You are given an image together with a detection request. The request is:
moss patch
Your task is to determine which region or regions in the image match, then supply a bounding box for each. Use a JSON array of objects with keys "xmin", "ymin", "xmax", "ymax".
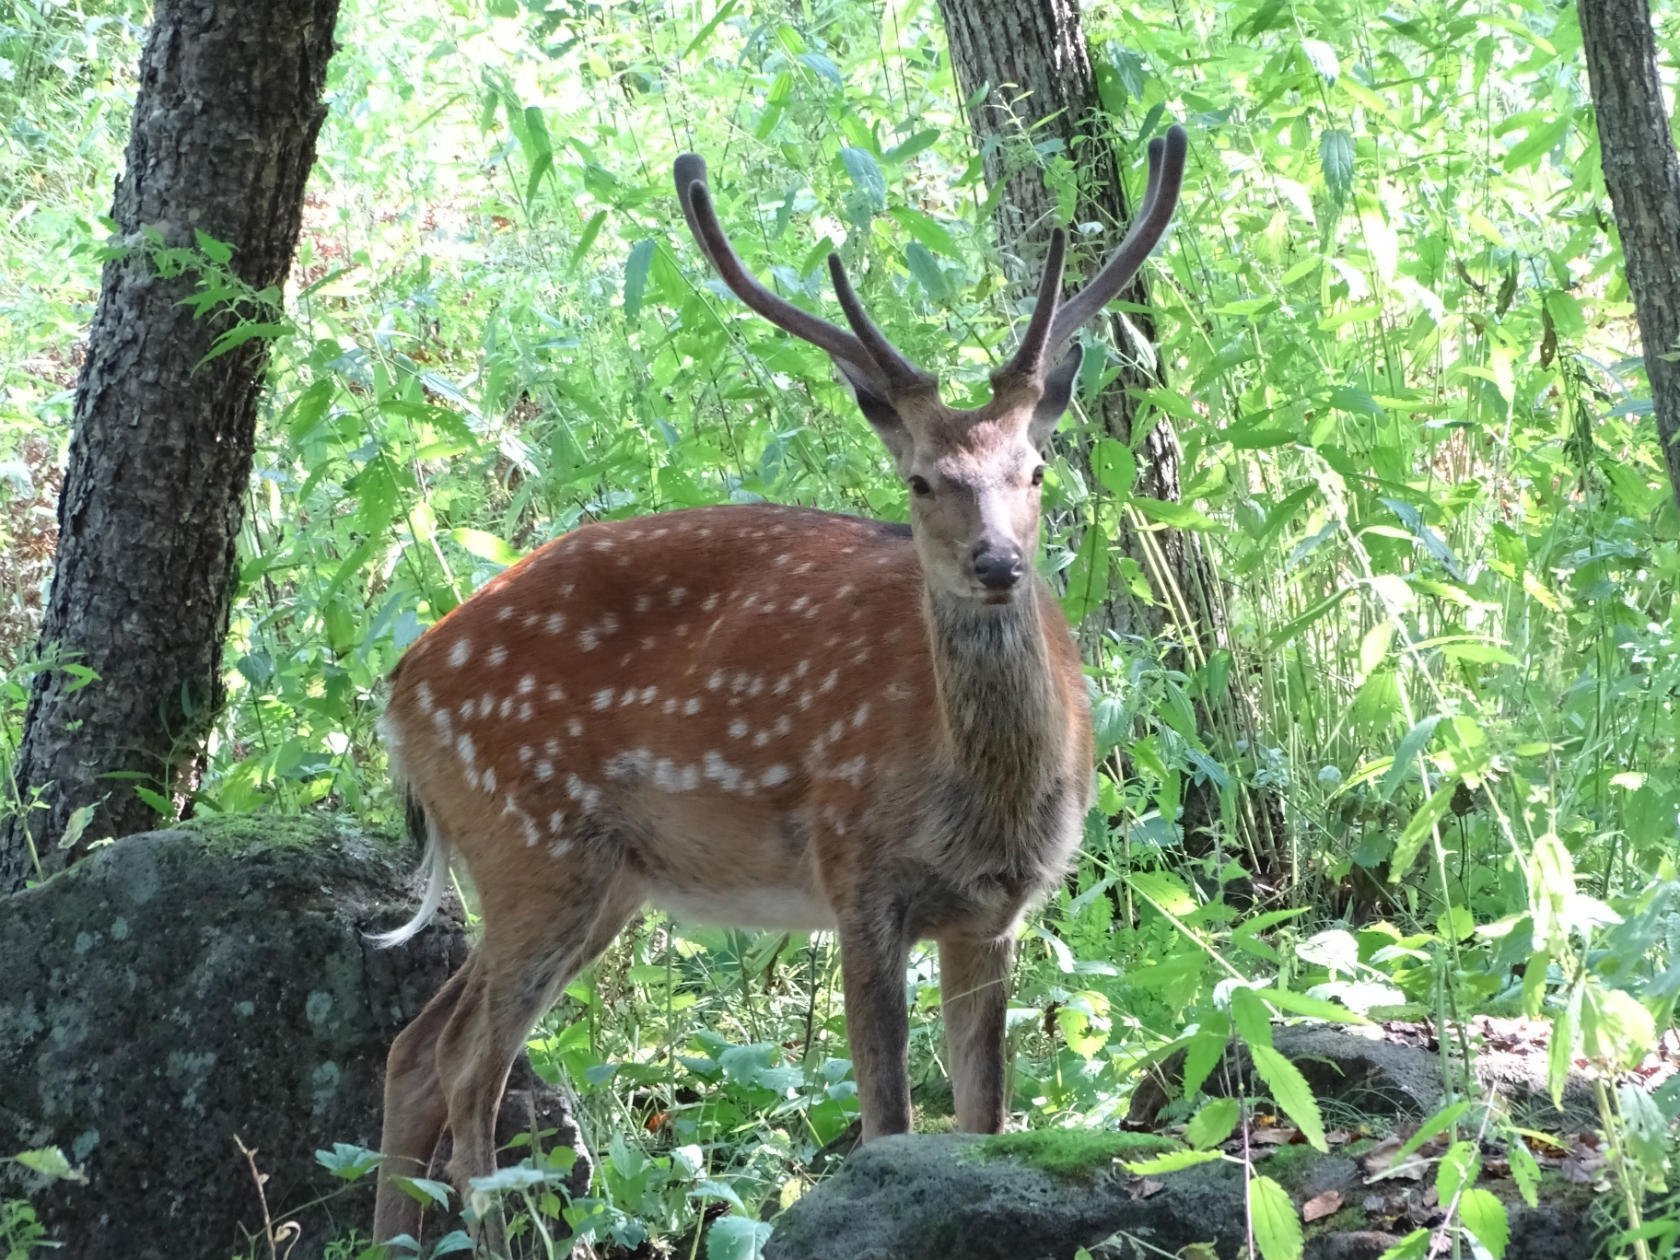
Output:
[
  {"xmin": 178, "ymin": 812, "xmax": 396, "ymax": 854},
  {"xmin": 971, "ymin": 1130, "xmax": 1178, "ymax": 1181}
]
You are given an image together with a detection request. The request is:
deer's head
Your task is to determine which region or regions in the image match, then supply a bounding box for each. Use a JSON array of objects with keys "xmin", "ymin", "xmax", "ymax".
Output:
[{"xmin": 675, "ymin": 128, "xmax": 1187, "ymax": 605}]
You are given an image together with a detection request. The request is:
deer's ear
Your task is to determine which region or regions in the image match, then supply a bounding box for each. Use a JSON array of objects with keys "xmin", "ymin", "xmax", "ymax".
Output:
[
  {"xmin": 1028, "ymin": 344, "xmax": 1083, "ymax": 444},
  {"xmin": 835, "ymin": 357, "xmax": 913, "ymax": 464}
]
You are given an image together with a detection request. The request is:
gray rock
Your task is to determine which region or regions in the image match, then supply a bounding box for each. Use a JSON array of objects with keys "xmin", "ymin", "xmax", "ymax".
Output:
[
  {"xmin": 765, "ymin": 1131, "xmax": 1598, "ymax": 1260},
  {"xmin": 0, "ymin": 818, "xmax": 586, "ymax": 1259},
  {"xmin": 1129, "ymin": 1023, "xmax": 1598, "ymax": 1129}
]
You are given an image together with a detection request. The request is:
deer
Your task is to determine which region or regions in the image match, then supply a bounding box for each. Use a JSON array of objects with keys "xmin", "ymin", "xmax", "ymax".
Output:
[{"xmin": 370, "ymin": 124, "xmax": 1188, "ymax": 1248}]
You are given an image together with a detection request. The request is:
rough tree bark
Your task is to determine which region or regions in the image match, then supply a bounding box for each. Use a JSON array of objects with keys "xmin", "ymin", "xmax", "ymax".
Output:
[
  {"xmin": 1578, "ymin": 0, "xmax": 1680, "ymax": 507},
  {"xmin": 935, "ymin": 0, "xmax": 1285, "ymax": 872},
  {"xmin": 0, "ymin": 0, "xmax": 341, "ymax": 891}
]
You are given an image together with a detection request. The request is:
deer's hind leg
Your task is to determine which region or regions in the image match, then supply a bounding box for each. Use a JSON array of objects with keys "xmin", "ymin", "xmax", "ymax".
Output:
[
  {"xmin": 374, "ymin": 959, "xmax": 477, "ymax": 1244},
  {"xmin": 434, "ymin": 857, "xmax": 643, "ymax": 1246}
]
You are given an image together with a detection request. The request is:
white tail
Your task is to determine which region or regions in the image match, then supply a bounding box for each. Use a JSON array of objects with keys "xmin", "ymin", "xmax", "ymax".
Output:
[{"xmin": 372, "ymin": 126, "xmax": 1188, "ymax": 1248}]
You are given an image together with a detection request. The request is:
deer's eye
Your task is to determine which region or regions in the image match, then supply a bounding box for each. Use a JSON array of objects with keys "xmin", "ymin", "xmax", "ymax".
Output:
[
  {"xmin": 1030, "ymin": 465, "xmax": 1046, "ymax": 487},
  {"xmin": 909, "ymin": 475, "xmax": 933, "ymax": 497}
]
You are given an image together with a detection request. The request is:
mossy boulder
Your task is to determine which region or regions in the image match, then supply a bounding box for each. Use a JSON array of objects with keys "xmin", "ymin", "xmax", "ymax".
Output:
[
  {"xmin": 765, "ymin": 1130, "xmax": 1599, "ymax": 1260},
  {"xmin": 0, "ymin": 818, "xmax": 584, "ymax": 1260}
]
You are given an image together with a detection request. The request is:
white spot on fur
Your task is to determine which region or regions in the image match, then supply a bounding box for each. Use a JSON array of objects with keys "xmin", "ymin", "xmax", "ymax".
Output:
[
  {"xmin": 546, "ymin": 684, "xmax": 565, "ymax": 703},
  {"xmin": 568, "ymin": 718, "xmax": 584, "ymax": 738},
  {"xmin": 728, "ymin": 718, "xmax": 749, "ymax": 739},
  {"xmin": 761, "ymin": 764, "xmax": 791, "ymax": 787},
  {"xmin": 546, "ymin": 612, "xmax": 567, "ymax": 634},
  {"xmin": 669, "ymin": 587, "xmax": 687, "ymax": 605},
  {"xmin": 702, "ymin": 751, "xmax": 743, "ymax": 793},
  {"xmin": 535, "ymin": 760, "xmax": 554, "ymax": 781},
  {"xmin": 519, "ymin": 675, "xmax": 536, "ymax": 695},
  {"xmin": 449, "ymin": 639, "xmax": 472, "ymax": 668},
  {"xmin": 592, "ymin": 688, "xmax": 614, "ymax": 710},
  {"xmin": 488, "ymin": 644, "xmax": 508, "ymax": 667},
  {"xmin": 415, "ymin": 682, "xmax": 436, "ymax": 713},
  {"xmin": 702, "ymin": 593, "xmax": 720, "ymax": 612},
  {"xmin": 683, "ymin": 698, "xmax": 702, "ymax": 716}
]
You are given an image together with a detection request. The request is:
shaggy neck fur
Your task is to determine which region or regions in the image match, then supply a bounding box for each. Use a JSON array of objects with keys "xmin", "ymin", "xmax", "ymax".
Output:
[{"xmin": 925, "ymin": 584, "xmax": 1068, "ymax": 816}]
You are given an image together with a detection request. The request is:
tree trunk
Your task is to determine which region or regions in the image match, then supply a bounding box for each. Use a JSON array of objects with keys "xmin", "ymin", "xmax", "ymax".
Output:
[
  {"xmin": 935, "ymin": 0, "xmax": 1286, "ymax": 875},
  {"xmin": 1579, "ymin": 0, "xmax": 1680, "ymax": 506},
  {"xmin": 0, "ymin": 0, "xmax": 340, "ymax": 890}
]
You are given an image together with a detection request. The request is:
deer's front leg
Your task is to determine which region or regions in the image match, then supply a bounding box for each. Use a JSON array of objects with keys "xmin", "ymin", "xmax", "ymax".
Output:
[
  {"xmin": 937, "ymin": 934, "xmax": 1014, "ymax": 1132},
  {"xmin": 838, "ymin": 913, "xmax": 912, "ymax": 1140}
]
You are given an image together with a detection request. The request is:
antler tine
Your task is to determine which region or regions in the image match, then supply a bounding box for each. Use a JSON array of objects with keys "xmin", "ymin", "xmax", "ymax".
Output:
[
  {"xmin": 996, "ymin": 226, "xmax": 1069, "ymax": 383},
  {"xmin": 674, "ymin": 154, "xmax": 881, "ymax": 383},
  {"xmin": 675, "ymin": 154, "xmax": 933, "ymax": 393},
  {"xmin": 827, "ymin": 254, "xmax": 934, "ymax": 391},
  {"xmin": 1043, "ymin": 124, "xmax": 1188, "ymax": 353}
]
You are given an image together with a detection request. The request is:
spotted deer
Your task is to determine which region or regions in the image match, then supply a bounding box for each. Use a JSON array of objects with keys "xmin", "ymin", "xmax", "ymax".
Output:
[{"xmin": 371, "ymin": 125, "xmax": 1187, "ymax": 1245}]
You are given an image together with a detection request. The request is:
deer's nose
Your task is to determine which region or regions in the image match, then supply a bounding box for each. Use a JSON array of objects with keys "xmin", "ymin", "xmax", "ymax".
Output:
[{"xmin": 972, "ymin": 543, "xmax": 1024, "ymax": 591}]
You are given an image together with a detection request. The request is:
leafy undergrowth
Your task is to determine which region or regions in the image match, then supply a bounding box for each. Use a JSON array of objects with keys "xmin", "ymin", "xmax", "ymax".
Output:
[{"xmin": 5, "ymin": 0, "xmax": 1680, "ymax": 1256}]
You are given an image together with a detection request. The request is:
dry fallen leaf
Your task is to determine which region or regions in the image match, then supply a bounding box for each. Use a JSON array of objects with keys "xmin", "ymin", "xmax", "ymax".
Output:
[
  {"xmin": 1130, "ymin": 1177, "xmax": 1165, "ymax": 1199},
  {"xmin": 1362, "ymin": 1135, "xmax": 1428, "ymax": 1181},
  {"xmin": 1302, "ymin": 1189, "xmax": 1344, "ymax": 1222}
]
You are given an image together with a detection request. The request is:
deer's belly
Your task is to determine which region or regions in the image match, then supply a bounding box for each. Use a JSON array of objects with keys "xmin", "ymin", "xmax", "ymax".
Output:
[{"xmin": 647, "ymin": 881, "xmax": 836, "ymax": 930}]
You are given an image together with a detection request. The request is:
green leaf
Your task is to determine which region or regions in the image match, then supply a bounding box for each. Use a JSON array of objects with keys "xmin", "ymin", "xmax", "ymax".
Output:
[
  {"xmin": 706, "ymin": 1215, "xmax": 773, "ymax": 1260},
  {"xmin": 1506, "ymin": 1136, "xmax": 1540, "ymax": 1207},
  {"xmin": 1548, "ymin": 986, "xmax": 1581, "ymax": 1108},
  {"xmin": 14, "ymin": 1147, "xmax": 83, "ymax": 1183},
  {"xmin": 1230, "ymin": 986, "xmax": 1274, "ymax": 1049},
  {"xmin": 571, "ymin": 210, "xmax": 607, "ymax": 270},
  {"xmin": 904, "ymin": 241, "xmax": 948, "ymax": 300},
  {"xmin": 315, "ymin": 1142, "xmax": 381, "ymax": 1180},
  {"xmin": 198, "ymin": 321, "xmax": 289, "ymax": 368},
  {"xmin": 397, "ymin": 1175, "xmax": 454, "ymax": 1207},
  {"xmin": 1320, "ymin": 129, "xmax": 1354, "ymax": 203},
  {"xmin": 1457, "ymin": 1187, "xmax": 1509, "ymax": 1258},
  {"xmin": 1123, "ymin": 1148, "xmax": 1224, "ymax": 1175},
  {"xmin": 1435, "ymin": 1139, "xmax": 1479, "ymax": 1204},
  {"xmin": 1379, "ymin": 1228, "xmax": 1431, "ymax": 1260},
  {"xmin": 682, "ymin": 0, "xmax": 739, "ymax": 56},
  {"xmin": 449, "ymin": 527, "xmax": 520, "ymax": 567},
  {"xmin": 1581, "ymin": 982, "xmax": 1656, "ymax": 1070},
  {"xmin": 1388, "ymin": 1101, "xmax": 1470, "ymax": 1170},
  {"xmin": 1254, "ymin": 987, "xmax": 1370, "ymax": 1025},
  {"xmin": 888, "ymin": 207, "xmax": 960, "ymax": 257},
  {"xmin": 1379, "ymin": 714, "xmax": 1441, "ymax": 801},
  {"xmin": 1249, "ymin": 1045, "xmax": 1327, "ymax": 1151},
  {"xmin": 1387, "ymin": 783, "xmax": 1457, "ymax": 883},
  {"xmin": 1132, "ymin": 496, "xmax": 1217, "ymax": 530},
  {"xmin": 1184, "ymin": 1097, "xmax": 1240, "ymax": 1149},
  {"xmin": 624, "ymin": 239, "xmax": 655, "ymax": 318},
  {"xmin": 840, "ymin": 146, "xmax": 886, "ymax": 213},
  {"xmin": 884, "ymin": 128, "xmax": 941, "ymax": 163},
  {"xmin": 1248, "ymin": 1174, "xmax": 1303, "ymax": 1260}
]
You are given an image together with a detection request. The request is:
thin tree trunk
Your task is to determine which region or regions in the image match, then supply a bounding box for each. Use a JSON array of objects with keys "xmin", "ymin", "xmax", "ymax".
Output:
[
  {"xmin": 0, "ymin": 0, "xmax": 340, "ymax": 890},
  {"xmin": 1579, "ymin": 0, "xmax": 1680, "ymax": 505},
  {"xmin": 935, "ymin": 0, "xmax": 1286, "ymax": 874}
]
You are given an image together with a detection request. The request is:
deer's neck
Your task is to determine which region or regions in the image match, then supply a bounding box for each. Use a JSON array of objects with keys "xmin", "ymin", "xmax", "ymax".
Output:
[{"xmin": 924, "ymin": 585, "xmax": 1069, "ymax": 800}]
